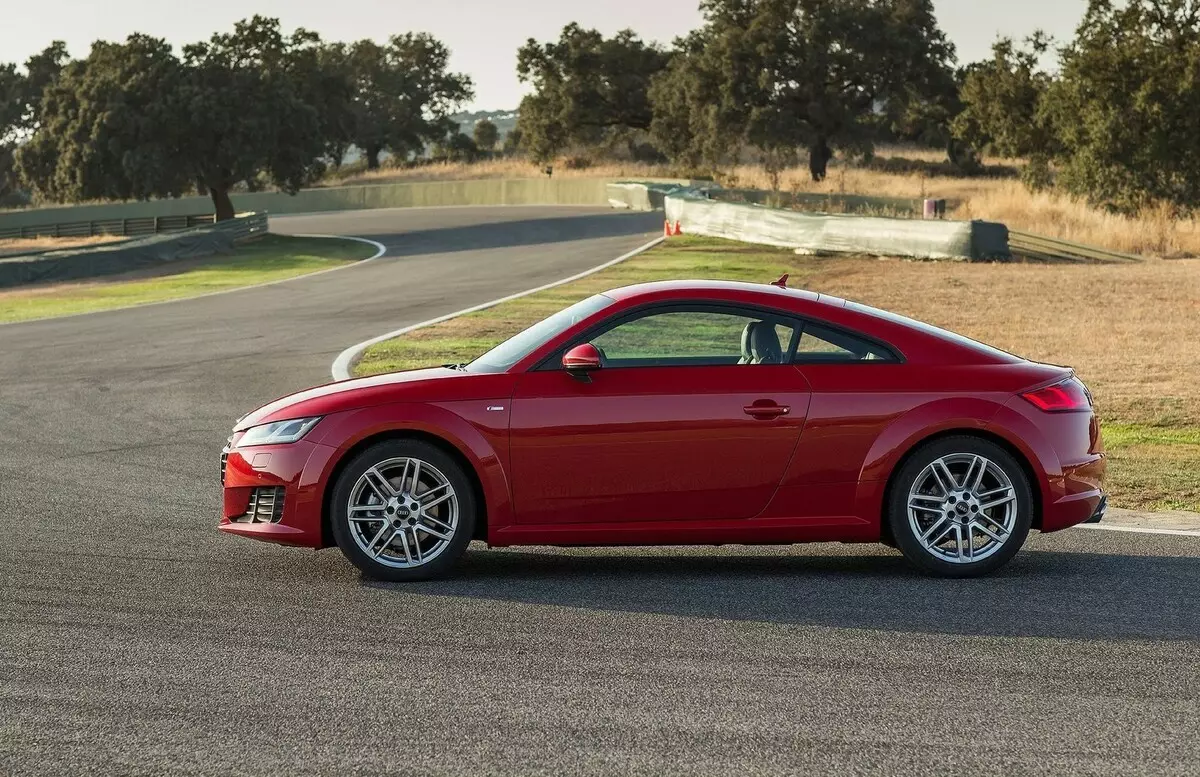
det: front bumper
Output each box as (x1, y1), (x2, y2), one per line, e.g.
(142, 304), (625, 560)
(219, 439), (336, 547)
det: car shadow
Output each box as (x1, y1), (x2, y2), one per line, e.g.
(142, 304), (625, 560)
(363, 544), (1200, 642)
(377, 212), (664, 257)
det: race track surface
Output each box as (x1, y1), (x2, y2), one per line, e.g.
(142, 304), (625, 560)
(1, 206), (1196, 776)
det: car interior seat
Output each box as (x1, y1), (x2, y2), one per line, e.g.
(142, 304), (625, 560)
(739, 321), (783, 364)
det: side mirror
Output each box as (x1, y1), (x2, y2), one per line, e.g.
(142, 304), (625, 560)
(562, 343), (601, 380)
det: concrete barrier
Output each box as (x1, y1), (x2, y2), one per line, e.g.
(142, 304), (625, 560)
(0, 179), (615, 233)
(661, 193), (1008, 261)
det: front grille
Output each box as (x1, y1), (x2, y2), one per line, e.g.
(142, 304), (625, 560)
(220, 447), (230, 484)
(232, 486), (286, 524)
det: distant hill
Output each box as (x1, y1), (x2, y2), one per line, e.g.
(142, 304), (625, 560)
(450, 109), (519, 139)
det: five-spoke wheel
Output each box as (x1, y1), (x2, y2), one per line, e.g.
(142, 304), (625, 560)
(331, 440), (475, 581)
(888, 436), (1032, 577)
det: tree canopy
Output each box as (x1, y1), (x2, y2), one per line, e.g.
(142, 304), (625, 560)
(473, 119), (499, 152)
(9, 2), (1200, 217)
(516, 24), (670, 162)
(8, 19), (471, 218)
(346, 34), (473, 170)
(1044, 0), (1200, 211)
(952, 34), (1057, 160)
(650, 0), (957, 181)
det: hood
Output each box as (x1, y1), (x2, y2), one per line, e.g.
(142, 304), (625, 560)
(234, 367), (512, 431)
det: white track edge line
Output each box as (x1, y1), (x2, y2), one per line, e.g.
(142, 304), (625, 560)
(1075, 523), (1200, 537)
(0, 234), (387, 328)
(331, 235), (666, 381)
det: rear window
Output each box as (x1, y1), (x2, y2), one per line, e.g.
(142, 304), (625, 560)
(844, 301), (1021, 363)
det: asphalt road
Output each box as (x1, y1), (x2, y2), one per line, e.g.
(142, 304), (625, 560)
(1, 206), (1197, 776)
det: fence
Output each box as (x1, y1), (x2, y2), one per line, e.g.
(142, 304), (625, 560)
(0, 213), (217, 241)
(0, 212), (268, 289)
(1009, 229), (1141, 263)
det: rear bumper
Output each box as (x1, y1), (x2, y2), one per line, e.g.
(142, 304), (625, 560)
(218, 439), (335, 547)
(1040, 454), (1107, 533)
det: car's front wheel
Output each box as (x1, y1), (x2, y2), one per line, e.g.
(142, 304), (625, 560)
(330, 439), (476, 581)
(887, 436), (1033, 577)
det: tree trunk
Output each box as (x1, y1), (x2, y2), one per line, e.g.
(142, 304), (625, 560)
(808, 138), (832, 182)
(210, 185), (235, 222)
(365, 146), (381, 170)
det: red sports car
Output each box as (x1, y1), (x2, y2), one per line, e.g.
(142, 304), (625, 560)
(220, 278), (1106, 580)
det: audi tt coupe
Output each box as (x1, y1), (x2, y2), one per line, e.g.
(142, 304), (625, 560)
(220, 278), (1107, 581)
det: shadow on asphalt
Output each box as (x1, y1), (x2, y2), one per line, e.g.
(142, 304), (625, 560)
(379, 212), (664, 257)
(372, 546), (1199, 642)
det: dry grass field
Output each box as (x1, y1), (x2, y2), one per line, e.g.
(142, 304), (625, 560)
(356, 236), (1200, 512)
(324, 149), (1200, 259)
(0, 235), (124, 257)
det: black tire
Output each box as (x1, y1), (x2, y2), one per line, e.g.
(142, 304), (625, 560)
(887, 436), (1033, 578)
(330, 439), (476, 582)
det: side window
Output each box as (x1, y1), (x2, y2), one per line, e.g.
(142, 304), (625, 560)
(796, 324), (893, 362)
(590, 309), (797, 367)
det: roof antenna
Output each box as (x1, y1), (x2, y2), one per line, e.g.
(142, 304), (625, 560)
(771, 273), (789, 289)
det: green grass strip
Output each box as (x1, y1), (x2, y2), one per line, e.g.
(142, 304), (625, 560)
(0, 234), (375, 324)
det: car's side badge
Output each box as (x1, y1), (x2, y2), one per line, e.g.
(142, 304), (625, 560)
(486, 406), (505, 412)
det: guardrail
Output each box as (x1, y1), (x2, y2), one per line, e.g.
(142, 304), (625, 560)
(1009, 229), (1141, 263)
(0, 213), (217, 241)
(0, 211), (269, 289)
(214, 211), (268, 242)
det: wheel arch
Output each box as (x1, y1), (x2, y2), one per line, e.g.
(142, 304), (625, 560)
(877, 427), (1044, 547)
(319, 427), (491, 548)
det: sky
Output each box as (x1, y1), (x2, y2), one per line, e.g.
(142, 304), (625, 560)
(0, 0), (1089, 111)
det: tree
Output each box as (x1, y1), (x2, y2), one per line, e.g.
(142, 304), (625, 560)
(347, 34), (473, 169)
(0, 65), (22, 201)
(17, 42), (69, 136)
(16, 35), (189, 204)
(434, 132), (479, 162)
(1044, 0), (1200, 211)
(952, 34), (1058, 160)
(516, 24), (670, 162)
(502, 126), (523, 156)
(17, 18), (334, 220)
(473, 118), (499, 152)
(287, 37), (355, 170)
(650, 0), (957, 181)
(178, 16), (329, 219)
(1, 42), (68, 204)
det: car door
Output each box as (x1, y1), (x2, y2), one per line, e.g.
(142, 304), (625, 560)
(508, 303), (812, 526)
(784, 321), (910, 487)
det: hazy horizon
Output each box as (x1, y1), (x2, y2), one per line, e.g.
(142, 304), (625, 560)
(0, 0), (1087, 111)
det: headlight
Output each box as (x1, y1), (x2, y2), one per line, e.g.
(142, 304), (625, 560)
(235, 417), (322, 447)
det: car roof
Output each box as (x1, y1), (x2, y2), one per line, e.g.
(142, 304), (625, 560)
(604, 279), (832, 305)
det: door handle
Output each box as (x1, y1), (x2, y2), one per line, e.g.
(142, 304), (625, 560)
(743, 402), (790, 419)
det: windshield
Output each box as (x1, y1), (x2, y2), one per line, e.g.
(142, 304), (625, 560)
(466, 294), (615, 373)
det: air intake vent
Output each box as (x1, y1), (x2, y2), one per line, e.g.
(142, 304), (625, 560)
(232, 486), (285, 524)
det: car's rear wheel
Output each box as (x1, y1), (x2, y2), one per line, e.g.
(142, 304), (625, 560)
(330, 440), (475, 581)
(888, 436), (1033, 577)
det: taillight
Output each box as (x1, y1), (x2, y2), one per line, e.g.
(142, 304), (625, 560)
(1021, 377), (1092, 413)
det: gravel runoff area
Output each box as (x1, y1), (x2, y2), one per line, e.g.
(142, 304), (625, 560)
(1, 206), (1196, 776)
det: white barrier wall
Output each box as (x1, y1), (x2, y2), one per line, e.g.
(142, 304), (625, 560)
(659, 194), (1008, 260)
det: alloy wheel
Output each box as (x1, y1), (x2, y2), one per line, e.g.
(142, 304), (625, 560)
(906, 453), (1018, 564)
(346, 456), (459, 569)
